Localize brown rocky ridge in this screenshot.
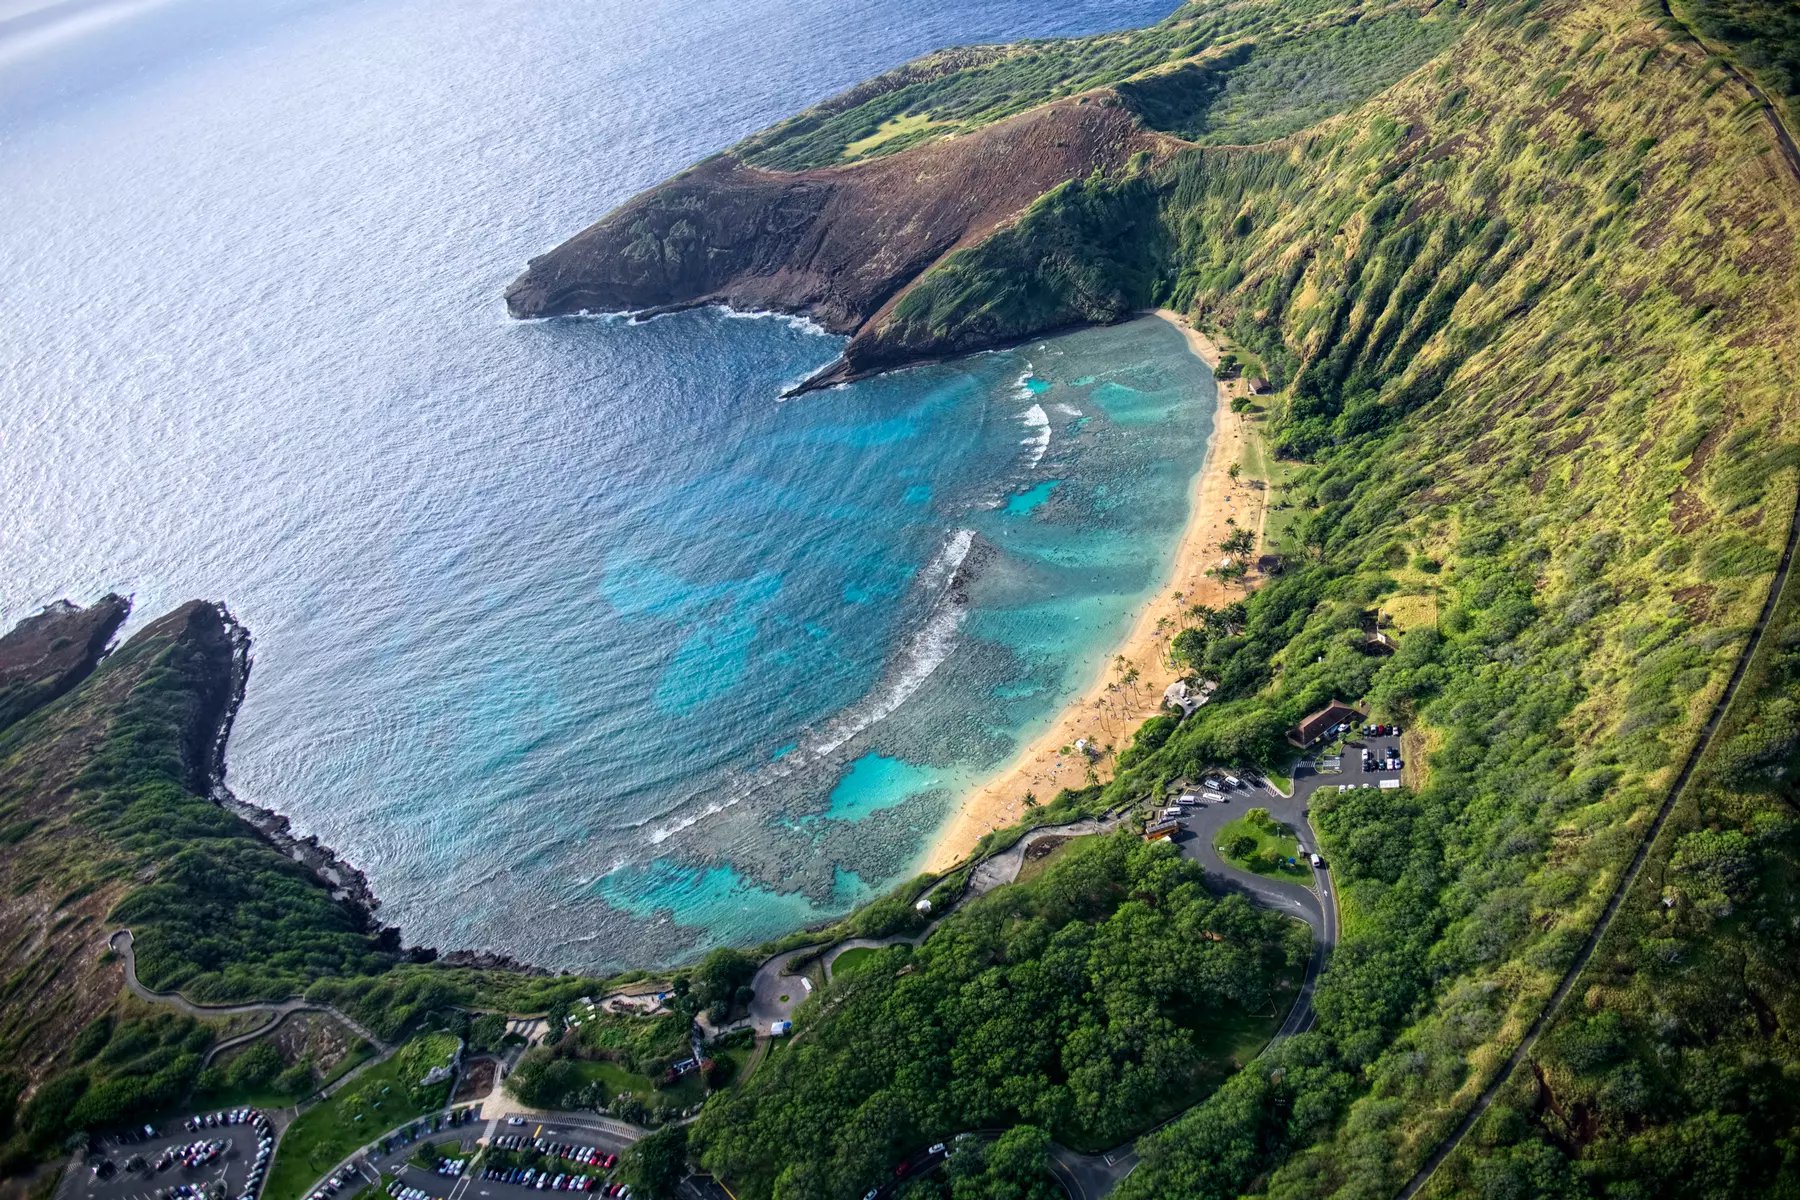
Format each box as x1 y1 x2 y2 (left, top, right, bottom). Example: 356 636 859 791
503 94 1173 391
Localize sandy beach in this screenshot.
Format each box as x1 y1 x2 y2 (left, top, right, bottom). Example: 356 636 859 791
923 310 1269 871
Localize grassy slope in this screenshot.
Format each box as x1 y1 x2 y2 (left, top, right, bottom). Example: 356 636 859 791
733 0 1455 172
1431 528 1800 1194
853 0 1800 1195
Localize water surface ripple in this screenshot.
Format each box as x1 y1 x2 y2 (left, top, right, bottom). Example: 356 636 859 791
0 0 1212 967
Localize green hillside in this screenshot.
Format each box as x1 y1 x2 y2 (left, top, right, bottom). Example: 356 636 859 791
0 605 614 1173
703 0 1800 1195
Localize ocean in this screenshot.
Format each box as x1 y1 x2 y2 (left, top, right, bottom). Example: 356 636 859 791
0 0 1214 968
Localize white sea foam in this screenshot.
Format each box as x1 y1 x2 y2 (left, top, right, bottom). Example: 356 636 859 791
647 793 743 844
553 303 834 338
1018 402 1051 469
628 528 978 848
718 304 833 337
1053 403 1083 418
808 528 975 756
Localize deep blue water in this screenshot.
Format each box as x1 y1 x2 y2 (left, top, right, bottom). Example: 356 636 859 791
0 0 1213 967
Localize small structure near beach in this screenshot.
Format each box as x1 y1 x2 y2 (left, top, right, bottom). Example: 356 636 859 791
1163 679 1216 717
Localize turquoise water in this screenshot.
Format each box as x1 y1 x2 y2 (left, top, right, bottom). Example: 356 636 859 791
1006 480 1062 515
0 0 1212 968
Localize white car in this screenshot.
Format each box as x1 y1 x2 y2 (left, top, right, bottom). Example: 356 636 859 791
1310 853 1323 868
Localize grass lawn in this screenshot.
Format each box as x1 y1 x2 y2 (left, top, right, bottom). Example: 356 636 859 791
1214 812 1312 883
565 1060 706 1114
829 946 881 979
264 1038 455 1200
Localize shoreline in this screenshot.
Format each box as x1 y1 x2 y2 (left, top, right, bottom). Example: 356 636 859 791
923 309 1268 871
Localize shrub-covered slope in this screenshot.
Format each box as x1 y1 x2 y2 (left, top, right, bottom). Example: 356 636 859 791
909 0 1798 1195
0 602 624 1171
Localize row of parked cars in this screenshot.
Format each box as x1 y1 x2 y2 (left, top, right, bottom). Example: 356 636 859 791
238 1110 275 1200
490 1137 617 1168
185 1109 260 1132
157 1140 223 1172
1360 745 1403 771
479 1167 623 1194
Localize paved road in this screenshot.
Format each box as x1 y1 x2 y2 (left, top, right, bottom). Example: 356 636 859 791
1045 752 1400 1196
110 929 394 1057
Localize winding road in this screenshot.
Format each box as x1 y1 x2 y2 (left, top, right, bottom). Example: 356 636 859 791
109 929 393 1064
1043 760 1376 1198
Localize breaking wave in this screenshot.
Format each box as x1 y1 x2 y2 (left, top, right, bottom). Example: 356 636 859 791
809 528 976 756
1019 402 1050 470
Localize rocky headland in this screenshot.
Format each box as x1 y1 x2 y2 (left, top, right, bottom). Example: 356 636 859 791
503 93 1173 390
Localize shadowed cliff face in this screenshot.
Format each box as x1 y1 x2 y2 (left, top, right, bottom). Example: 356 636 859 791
503 95 1168 366
0 593 130 734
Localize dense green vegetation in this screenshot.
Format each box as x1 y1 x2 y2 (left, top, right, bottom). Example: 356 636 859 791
6 1008 209 1170
896 1127 1062 1200
690 834 1306 1198
192 1038 327 1108
505 1008 691 1109
620 1126 689 1199
734 0 1450 170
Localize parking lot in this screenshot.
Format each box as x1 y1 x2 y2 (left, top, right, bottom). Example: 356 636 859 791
458 1119 639 1200
322 1115 640 1200
67 1111 275 1200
